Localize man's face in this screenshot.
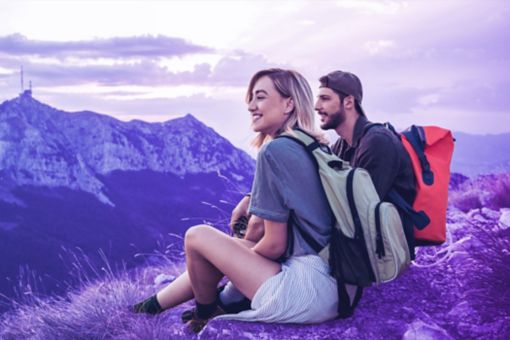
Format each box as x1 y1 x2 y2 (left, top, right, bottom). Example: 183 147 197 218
315 87 345 130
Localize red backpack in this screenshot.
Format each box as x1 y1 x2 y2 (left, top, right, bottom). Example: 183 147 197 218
398 125 454 245
374 124 454 245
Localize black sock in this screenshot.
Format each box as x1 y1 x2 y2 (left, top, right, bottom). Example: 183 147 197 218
195 301 217 319
133 295 164 314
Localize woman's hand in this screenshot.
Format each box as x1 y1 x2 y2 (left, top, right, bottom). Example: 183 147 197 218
230 195 251 236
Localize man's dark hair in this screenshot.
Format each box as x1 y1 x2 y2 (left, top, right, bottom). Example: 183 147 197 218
319 71 366 116
320 78 365 116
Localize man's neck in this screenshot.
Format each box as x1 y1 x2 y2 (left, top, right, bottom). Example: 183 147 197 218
335 113 359 146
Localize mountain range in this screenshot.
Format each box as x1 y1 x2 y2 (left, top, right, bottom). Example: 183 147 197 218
450 131 510 177
0 92 255 300
1 92 509 302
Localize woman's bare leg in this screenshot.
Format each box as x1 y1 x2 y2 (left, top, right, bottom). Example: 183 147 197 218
185 224 281 303
156 271 194 309
155 237 257 309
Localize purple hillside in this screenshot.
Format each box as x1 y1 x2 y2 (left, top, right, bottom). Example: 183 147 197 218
1 95 509 338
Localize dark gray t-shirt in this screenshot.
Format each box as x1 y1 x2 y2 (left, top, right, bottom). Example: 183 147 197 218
248 137 334 259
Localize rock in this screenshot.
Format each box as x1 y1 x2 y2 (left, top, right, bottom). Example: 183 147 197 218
466 207 500 223
448 301 484 337
480 207 501 221
402 319 454 340
341 327 360 338
153 274 175 286
499 208 510 229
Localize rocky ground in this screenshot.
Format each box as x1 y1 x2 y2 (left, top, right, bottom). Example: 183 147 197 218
200 207 510 339
1 207 508 339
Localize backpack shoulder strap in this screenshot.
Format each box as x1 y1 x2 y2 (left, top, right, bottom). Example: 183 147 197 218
387 190 430 230
402 125 434 185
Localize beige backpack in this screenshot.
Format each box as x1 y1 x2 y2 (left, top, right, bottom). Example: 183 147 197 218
277 129 411 318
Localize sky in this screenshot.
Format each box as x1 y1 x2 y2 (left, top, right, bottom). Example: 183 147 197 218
0 0 509 153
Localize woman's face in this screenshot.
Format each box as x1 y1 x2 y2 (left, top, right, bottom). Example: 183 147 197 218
248 76 291 137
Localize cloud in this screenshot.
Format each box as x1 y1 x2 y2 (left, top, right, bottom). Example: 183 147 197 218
416 94 440 106
211 52 284 86
0 34 212 59
0 58 211 86
364 40 395 56
0 49 279 89
336 0 408 15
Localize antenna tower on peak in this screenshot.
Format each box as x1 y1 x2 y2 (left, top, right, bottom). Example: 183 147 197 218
19 66 33 97
20 65 24 93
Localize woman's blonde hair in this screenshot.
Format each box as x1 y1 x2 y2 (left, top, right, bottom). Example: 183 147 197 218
246 68 328 148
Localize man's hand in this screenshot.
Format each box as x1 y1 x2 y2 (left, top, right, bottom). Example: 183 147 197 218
230 195 251 236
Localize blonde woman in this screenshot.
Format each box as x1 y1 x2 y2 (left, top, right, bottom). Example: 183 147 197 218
134 69 338 332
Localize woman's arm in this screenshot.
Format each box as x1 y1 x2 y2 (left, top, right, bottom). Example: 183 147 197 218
252 219 287 260
244 215 265 242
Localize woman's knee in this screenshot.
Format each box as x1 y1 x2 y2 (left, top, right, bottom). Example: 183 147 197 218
184 224 215 250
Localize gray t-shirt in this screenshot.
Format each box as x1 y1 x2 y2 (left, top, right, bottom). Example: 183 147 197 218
248 137 334 259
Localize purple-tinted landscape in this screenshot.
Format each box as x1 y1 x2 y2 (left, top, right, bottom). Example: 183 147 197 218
0 94 509 339
1 1 510 336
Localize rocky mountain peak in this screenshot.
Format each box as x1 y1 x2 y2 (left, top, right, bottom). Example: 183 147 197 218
0 96 255 205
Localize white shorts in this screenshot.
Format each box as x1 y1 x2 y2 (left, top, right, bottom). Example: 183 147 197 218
214 254 338 324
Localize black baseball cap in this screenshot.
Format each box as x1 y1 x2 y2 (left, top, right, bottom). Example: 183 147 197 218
319 70 365 115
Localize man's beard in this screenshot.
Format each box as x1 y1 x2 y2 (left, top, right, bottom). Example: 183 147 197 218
320 105 345 130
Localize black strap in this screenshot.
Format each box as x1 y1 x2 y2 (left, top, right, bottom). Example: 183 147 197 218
402 126 434 185
387 189 430 230
383 122 400 139
375 202 385 259
306 140 322 153
346 169 376 281
346 169 363 239
329 227 363 318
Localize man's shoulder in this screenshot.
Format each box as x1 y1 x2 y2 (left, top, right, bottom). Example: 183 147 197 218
361 124 400 147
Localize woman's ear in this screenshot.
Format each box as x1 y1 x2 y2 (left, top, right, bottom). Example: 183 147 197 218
284 98 295 115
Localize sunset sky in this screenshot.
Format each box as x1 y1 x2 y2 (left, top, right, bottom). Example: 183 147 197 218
0 0 508 152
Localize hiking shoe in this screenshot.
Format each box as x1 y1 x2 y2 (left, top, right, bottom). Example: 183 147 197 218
181 308 194 323
181 285 251 322
185 306 225 333
182 284 229 323
132 295 164 315
217 296 251 314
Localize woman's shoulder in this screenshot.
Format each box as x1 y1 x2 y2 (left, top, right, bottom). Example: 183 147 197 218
260 137 306 158
256 137 313 172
